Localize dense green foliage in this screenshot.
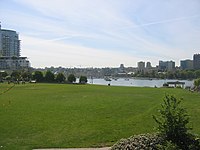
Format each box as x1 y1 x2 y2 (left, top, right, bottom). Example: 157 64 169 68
79 76 88 83
153 95 200 149
55 73 66 83
11 71 21 80
44 70 55 82
153 95 190 142
67 74 76 83
194 78 200 92
21 71 32 81
0 84 200 149
32 71 44 82
134 69 200 80
0 71 8 80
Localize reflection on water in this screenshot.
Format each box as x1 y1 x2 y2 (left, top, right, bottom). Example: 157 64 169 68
88 78 193 88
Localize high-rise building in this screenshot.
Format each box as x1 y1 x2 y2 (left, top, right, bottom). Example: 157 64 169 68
119 64 125 73
146 62 152 68
159 60 175 71
180 59 193 70
0 23 30 70
137 61 145 70
193 54 200 70
0 25 20 57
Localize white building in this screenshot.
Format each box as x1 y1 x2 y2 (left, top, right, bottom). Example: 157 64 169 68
0 23 30 70
0 57 30 70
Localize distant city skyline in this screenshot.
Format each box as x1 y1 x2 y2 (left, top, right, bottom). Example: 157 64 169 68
0 0 200 68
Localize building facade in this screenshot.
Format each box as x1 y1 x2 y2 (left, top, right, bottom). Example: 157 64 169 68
0 28 20 57
0 24 30 70
159 60 175 71
137 61 145 72
180 59 193 70
146 62 152 69
193 54 200 70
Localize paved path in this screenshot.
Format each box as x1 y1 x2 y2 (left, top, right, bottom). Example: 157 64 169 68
33 147 111 150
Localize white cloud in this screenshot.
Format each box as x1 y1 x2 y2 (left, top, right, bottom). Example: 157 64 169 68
1 0 200 68
21 35 141 68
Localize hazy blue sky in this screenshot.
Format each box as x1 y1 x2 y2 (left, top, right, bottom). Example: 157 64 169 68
0 0 200 68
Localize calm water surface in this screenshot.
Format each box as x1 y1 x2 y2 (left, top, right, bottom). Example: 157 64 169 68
88 78 193 88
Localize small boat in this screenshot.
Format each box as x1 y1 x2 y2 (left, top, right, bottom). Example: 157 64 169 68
104 77 112 81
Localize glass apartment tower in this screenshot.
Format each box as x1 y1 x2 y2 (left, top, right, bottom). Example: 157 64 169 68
0 25 20 57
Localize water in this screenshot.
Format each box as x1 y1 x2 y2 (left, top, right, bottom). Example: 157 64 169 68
88 78 193 88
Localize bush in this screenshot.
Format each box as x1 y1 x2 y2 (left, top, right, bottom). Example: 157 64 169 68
111 94 200 150
153 94 200 150
156 140 180 150
111 133 164 150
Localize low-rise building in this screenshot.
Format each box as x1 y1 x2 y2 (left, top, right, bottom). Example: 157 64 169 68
0 23 30 71
0 56 30 70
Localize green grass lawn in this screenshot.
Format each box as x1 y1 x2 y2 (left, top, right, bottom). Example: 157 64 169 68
0 83 200 150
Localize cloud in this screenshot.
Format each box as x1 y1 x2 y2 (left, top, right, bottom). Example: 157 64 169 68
21 35 141 68
1 0 200 68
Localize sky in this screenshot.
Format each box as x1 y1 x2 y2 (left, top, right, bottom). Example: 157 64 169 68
0 0 200 68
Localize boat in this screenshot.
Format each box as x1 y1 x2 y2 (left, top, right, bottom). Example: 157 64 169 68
104 77 112 81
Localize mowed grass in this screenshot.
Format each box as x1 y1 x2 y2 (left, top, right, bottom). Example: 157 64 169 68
0 83 200 150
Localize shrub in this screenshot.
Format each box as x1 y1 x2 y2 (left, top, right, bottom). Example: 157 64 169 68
156 140 180 150
111 133 164 150
153 94 200 149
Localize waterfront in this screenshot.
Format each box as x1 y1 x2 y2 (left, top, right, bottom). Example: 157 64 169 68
88 78 193 88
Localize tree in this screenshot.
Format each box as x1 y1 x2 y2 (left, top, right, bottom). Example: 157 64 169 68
79 76 88 84
44 70 55 82
0 71 8 81
194 78 200 91
32 71 44 82
153 94 194 149
11 71 21 81
67 74 76 83
194 70 200 79
21 71 32 81
56 73 66 83
0 71 8 78
186 70 194 79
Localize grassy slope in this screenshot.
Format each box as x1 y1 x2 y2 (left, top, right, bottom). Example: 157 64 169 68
0 83 200 150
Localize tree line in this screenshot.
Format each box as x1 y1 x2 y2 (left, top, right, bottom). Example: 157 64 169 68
0 70 87 84
134 69 200 80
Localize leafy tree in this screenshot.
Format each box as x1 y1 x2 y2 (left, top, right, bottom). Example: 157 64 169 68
0 71 8 78
56 73 66 83
32 71 44 82
166 71 174 79
153 94 197 150
186 70 194 79
67 74 76 83
21 71 32 81
194 70 200 79
5 76 11 81
44 70 55 82
79 76 88 83
11 71 21 81
194 78 200 91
